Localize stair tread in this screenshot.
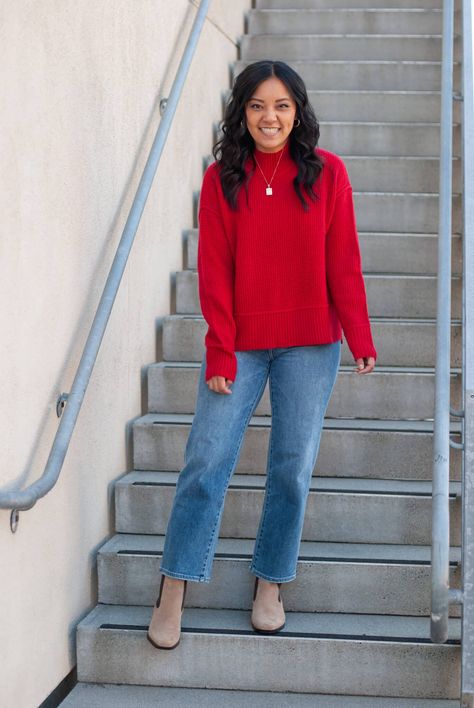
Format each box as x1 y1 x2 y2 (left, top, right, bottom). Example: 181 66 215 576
180 271 461 278
60 683 460 707
238 59 454 64
165 313 463 323
150 363 462 373
135 411 463 434
117 470 462 497
99 532 462 563
229 87 446 95
188 226 462 232
245 32 454 37
254 7 445 10
79 603 462 642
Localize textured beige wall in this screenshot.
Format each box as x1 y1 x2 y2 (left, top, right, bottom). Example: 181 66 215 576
0 1 251 705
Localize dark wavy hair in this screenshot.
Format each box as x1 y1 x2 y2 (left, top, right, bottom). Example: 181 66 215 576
212 60 324 212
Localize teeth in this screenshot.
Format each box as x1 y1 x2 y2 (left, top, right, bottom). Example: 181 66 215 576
260 128 279 134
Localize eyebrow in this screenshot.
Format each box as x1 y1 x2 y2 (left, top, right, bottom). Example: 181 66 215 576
248 97 291 102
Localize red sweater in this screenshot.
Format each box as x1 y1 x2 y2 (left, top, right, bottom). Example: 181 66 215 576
197 140 377 382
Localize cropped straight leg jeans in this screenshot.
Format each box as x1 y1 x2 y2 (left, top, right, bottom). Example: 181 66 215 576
159 341 341 584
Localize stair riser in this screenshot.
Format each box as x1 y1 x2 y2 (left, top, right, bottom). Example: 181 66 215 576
76 627 460 698
115 484 461 545
319 124 461 158
248 10 459 36
162 318 462 367
233 59 461 91
134 423 461 481
176 271 462 319
146 366 461 419
98 552 461 617
186 230 463 275
311 91 461 123
240 35 461 62
344 157 461 193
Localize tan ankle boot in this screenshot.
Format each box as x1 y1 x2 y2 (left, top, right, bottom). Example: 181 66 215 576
251 576 286 634
146 575 187 650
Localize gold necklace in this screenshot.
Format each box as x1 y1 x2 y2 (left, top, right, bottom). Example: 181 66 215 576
253 146 285 196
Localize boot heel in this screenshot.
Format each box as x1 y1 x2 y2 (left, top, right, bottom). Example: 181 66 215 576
251 577 286 634
147 576 187 650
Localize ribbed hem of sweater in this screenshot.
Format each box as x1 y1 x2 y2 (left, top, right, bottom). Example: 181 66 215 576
234 306 377 362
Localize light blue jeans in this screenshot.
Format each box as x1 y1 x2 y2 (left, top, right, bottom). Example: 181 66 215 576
159 341 341 583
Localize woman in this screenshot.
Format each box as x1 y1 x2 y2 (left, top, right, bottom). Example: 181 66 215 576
147 60 377 650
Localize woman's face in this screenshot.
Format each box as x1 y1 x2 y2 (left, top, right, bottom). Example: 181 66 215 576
244 76 297 153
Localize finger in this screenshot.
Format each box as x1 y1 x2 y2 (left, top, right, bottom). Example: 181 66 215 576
356 359 375 374
207 376 232 394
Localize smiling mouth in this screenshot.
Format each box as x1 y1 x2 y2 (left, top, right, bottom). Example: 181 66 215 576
259 127 280 135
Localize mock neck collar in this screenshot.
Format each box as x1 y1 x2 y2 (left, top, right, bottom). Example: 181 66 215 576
252 139 291 166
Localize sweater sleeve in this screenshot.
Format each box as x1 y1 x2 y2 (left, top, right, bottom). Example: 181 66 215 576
325 164 377 362
197 166 238 382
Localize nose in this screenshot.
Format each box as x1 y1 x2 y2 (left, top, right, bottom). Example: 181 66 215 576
260 107 278 123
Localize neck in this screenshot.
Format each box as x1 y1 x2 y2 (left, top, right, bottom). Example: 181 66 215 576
254 140 289 156
252 140 291 167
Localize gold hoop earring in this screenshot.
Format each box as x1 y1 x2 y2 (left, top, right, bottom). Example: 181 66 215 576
294 119 301 127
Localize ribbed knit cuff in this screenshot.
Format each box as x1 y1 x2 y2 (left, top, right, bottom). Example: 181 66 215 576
344 324 377 362
205 348 238 382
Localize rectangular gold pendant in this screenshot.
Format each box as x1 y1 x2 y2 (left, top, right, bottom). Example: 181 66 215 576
266 187 273 196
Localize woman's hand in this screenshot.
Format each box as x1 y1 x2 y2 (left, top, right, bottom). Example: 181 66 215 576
355 357 375 374
206 376 234 394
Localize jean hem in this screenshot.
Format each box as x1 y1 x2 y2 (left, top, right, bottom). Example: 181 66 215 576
159 567 211 583
250 567 296 583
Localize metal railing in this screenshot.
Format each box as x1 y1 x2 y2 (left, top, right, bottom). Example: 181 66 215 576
0 0 211 532
431 0 456 645
431 0 474 703
459 0 474 703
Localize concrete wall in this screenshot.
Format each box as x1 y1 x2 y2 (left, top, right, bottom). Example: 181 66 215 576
0 1 251 705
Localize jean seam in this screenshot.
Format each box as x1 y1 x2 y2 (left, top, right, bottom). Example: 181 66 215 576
251 364 277 572
200 363 270 579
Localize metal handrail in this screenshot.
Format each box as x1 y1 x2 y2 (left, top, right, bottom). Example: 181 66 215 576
459 0 474 701
430 0 455 644
0 0 211 531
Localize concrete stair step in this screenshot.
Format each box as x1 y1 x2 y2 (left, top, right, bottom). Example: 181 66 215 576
175 271 462 319
114 471 461 545
59 683 461 708
257 0 443 8
225 87 461 122
132 412 462 481
185 228 463 275
240 34 461 62
75 603 461 698
97 533 461 617
318 122 460 157
132 411 462 481
207 148 462 193
248 9 459 36
342 156 461 193
146 361 462 419
313 90 461 123
161 315 462 368
233 59 460 91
